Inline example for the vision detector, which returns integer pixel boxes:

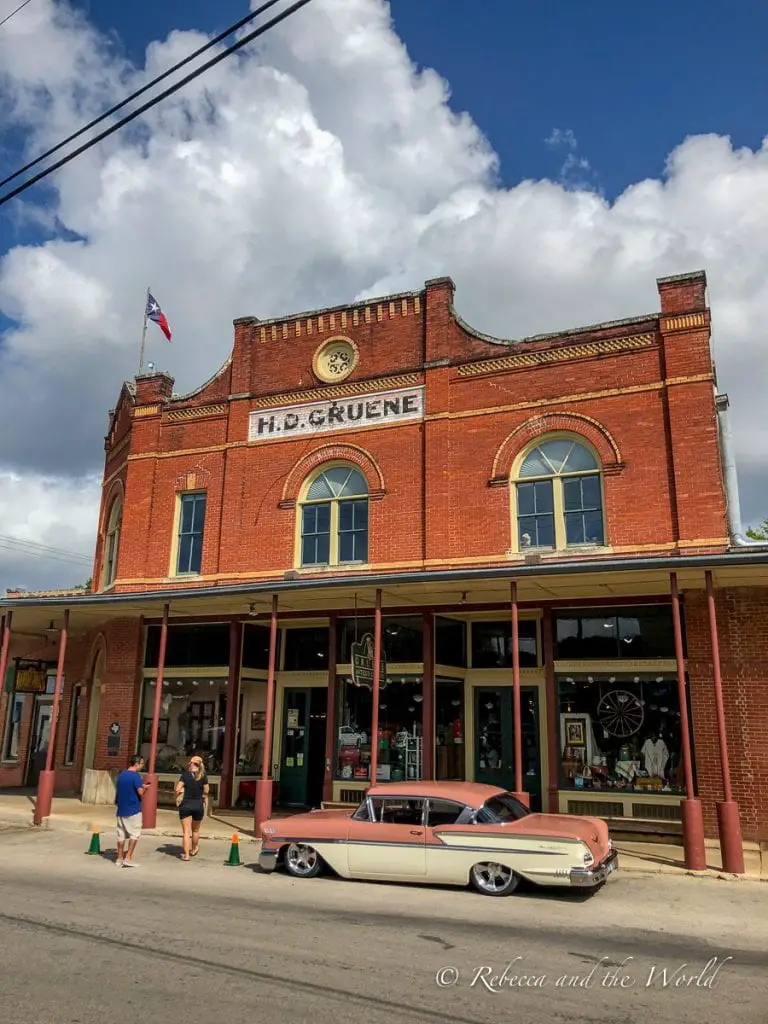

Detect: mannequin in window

[641,731,669,778]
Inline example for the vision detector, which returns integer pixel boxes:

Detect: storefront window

[2,694,25,761]
[236,681,266,775]
[557,674,686,794]
[144,624,230,668]
[435,618,467,667]
[336,674,423,781]
[554,606,676,660]
[471,620,538,668]
[435,678,465,780]
[138,676,228,773]
[283,628,329,670]
[337,616,423,663]
[242,624,273,670]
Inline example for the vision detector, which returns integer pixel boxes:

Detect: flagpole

[138,286,150,374]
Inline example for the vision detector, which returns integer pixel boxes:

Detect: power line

[0,0,316,208]
[0,533,92,565]
[0,0,34,32]
[0,0,285,192]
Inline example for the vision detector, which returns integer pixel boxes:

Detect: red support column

[510,582,528,807]
[141,602,169,829]
[421,611,434,781]
[705,570,744,874]
[370,590,383,786]
[255,594,279,834]
[0,611,12,694]
[670,573,707,871]
[322,615,338,803]
[218,619,243,810]
[34,609,70,824]
[542,610,559,814]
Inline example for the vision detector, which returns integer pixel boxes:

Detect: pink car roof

[365,780,506,808]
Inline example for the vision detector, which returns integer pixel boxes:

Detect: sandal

[181,854,190,861]
[191,848,199,857]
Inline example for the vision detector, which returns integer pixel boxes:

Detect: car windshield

[477,792,532,823]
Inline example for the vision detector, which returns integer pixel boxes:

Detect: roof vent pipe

[715,393,766,548]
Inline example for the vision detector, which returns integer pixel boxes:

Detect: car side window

[352,799,371,821]
[369,797,425,825]
[426,799,467,827]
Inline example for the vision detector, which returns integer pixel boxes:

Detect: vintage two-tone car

[258,781,618,896]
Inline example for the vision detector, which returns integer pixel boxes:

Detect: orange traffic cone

[225,833,241,866]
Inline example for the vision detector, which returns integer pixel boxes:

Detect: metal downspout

[715,394,766,548]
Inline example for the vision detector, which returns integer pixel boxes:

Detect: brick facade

[2,269,767,847]
[92,271,727,591]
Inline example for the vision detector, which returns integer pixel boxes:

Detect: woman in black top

[175,755,209,861]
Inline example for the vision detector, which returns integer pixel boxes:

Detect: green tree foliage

[746,518,768,541]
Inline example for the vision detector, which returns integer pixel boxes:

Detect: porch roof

[2,549,767,638]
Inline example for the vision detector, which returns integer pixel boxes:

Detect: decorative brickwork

[489,412,624,484]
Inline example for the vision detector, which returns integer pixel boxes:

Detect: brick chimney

[134,371,174,405]
[657,270,707,314]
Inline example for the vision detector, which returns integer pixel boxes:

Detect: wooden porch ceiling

[2,560,766,638]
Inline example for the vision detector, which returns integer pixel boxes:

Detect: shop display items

[558,676,684,794]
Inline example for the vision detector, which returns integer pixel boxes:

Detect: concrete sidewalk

[0,793,765,880]
[0,793,260,842]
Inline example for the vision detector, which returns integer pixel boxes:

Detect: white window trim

[510,435,607,555]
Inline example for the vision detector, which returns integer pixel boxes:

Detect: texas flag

[146,292,172,341]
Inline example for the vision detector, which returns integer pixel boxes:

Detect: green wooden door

[474,686,542,812]
[280,689,310,807]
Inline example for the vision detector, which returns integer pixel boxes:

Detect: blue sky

[63,0,768,198]
[1,0,768,591]
[3,0,766,276]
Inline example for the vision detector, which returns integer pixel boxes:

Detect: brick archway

[489,412,623,486]
[279,443,386,508]
[99,478,125,533]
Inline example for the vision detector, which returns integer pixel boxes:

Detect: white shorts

[116,813,143,842]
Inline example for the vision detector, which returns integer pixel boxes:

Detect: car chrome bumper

[258,849,278,873]
[569,849,619,886]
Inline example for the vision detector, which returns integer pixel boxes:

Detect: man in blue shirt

[115,755,149,867]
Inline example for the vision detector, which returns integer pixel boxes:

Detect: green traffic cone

[225,833,241,866]
[86,830,101,855]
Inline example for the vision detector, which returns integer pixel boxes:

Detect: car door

[347,796,427,878]
[424,798,474,884]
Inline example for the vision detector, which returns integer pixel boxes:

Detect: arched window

[102,496,122,586]
[300,465,369,567]
[514,438,604,551]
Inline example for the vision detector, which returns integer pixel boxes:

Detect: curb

[0,816,259,843]
[1,817,762,879]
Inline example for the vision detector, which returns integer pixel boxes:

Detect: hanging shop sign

[351,633,387,690]
[14,666,47,693]
[248,386,425,442]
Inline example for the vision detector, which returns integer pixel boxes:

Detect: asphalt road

[0,826,767,1024]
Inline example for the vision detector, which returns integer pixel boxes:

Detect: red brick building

[1,269,766,866]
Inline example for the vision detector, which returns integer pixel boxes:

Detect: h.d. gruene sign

[248,386,424,442]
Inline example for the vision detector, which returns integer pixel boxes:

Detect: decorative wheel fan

[597,690,644,737]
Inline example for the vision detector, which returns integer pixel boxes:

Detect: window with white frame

[102,496,122,587]
[514,438,604,551]
[176,492,207,575]
[299,466,369,567]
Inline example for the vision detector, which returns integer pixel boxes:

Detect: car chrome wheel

[284,843,322,878]
[470,861,520,896]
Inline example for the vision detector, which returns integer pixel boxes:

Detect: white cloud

[0,0,767,592]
